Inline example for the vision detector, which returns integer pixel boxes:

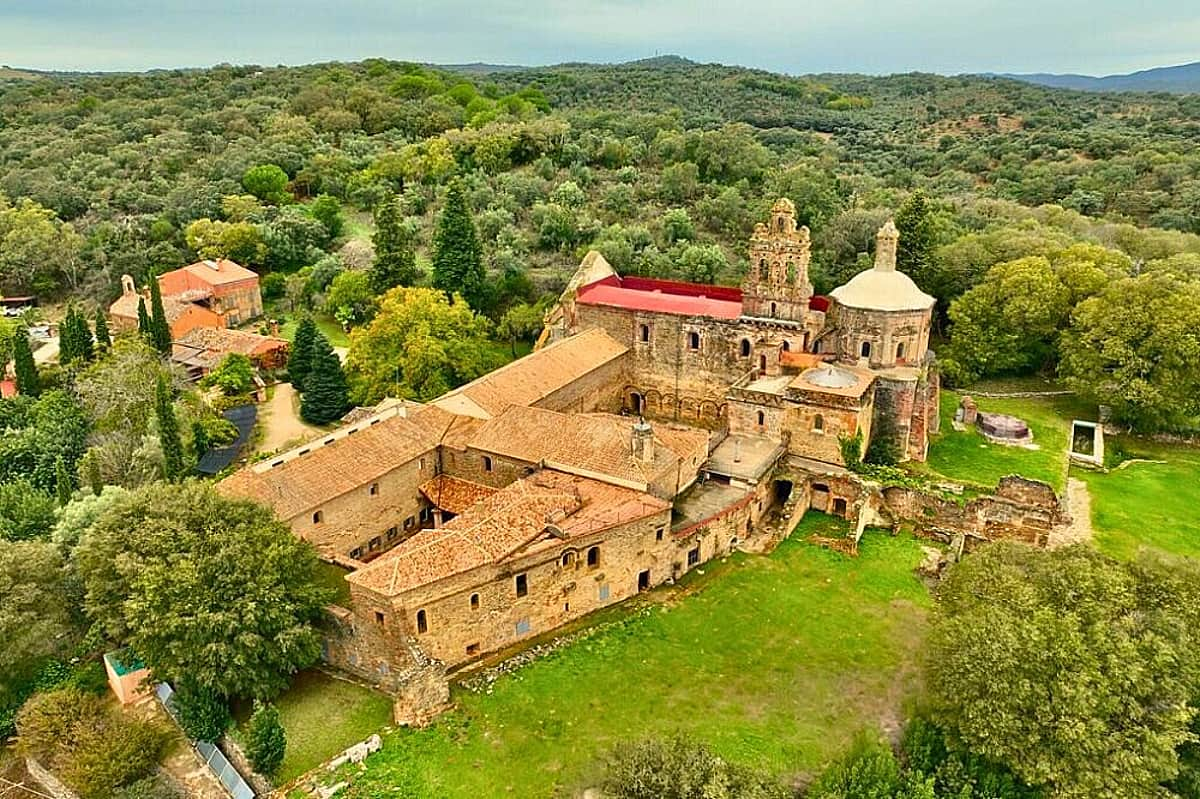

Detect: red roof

[576,275,743,319]
[0,380,15,399]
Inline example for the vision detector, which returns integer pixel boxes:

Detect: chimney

[631,417,654,464]
[874,220,899,273]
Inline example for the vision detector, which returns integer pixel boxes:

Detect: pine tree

[370,195,420,293]
[12,328,40,397]
[155,374,185,481]
[94,308,112,352]
[136,295,151,336]
[191,420,210,459]
[300,332,349,425]
[149,278,172,354]
[431,178,487,311]
[244,702,286,776]
[287,317,317,391]
[894,190,938,291]
[54,456,73,506]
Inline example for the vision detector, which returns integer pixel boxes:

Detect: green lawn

[913,391,1081,492]
[1074,438,1200,561]
[239,670,393,784]
[316,561,353,606]
[335,516,931,798]
[277,312,350,348]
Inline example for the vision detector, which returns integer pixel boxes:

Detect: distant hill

[999,61,1200,94]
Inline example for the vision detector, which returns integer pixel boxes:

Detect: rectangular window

[312,510,323,524]
[405,516,415,530]
[369,536,382,551]
[655,527,664,541]
[350,547,363,559]
[369,482,379,496]
[374,611,385,624]
[687,546,700,566]
[386,526,399,541]
[598,584,610,601]
[515,618,531,635]
[515,573,528,597]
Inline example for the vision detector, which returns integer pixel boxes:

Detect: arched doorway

[630,392,643,414]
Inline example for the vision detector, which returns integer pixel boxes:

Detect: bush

[244,701,286,776]
[260,272,286,301]
[112,775,186,799]
[174,681,231,742]
[602,735,788,799]
[807,735,934,799]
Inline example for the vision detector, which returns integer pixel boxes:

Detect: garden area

[329,516,931,798]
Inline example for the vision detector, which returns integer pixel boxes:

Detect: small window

[860,341,871,358]
[515,618,531,635]
[740,338,751,357]
[813,414,825,433]
[416,609,427,634]
[483,455,493,472]
[688,331,700,350]
[586,546,600,568]
[375,611,385,625]
[515,573,528,597]
[759,354,767,372]
[639,324,650,343]
[756,410,765,427]
[564,602,570,612]
[561,551,575,567]
[896,342,906,360]
[687,546,700,566]
[369,536,381,551]
[419,507,432,523]
[312,510,323,524]
[466,643,480,656]
[369,482,379,496]
[404,515,415,530]
[386,526,398,541]
[598,584,610,601]
[770,302,777,316]
[781,340,790,352]
[656,526,664,541]
[350,547,363,559]
[470,593,480,610]
[419,457,426,470]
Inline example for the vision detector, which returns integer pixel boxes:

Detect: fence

[155,683,255,799]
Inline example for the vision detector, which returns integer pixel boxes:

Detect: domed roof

[829,268,935,312]
[800,364,859,389]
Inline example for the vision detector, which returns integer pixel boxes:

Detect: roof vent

[203,259,220,271]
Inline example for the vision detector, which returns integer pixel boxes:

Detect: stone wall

[26,758,81,799]
[212,280,263,326]
[321,601,423,692]
[536,352,627,415]
[826,305,931,369]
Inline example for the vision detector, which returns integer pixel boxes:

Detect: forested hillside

[2,56,1199,426]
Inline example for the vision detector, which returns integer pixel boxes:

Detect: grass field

[334,515,931,798]
[236,670,393,784]
[913,391,1080,492]
[277,312,350,349]
[1074,437,1200,561]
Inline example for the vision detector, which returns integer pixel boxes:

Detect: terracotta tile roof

[467,405,695,489]
[349,470,669,597]
[173,259,259,287]
[218,404,454,519]
[432,328,627,419]
[109,292,201,324]
[780,351,829,369]
[174,326,287,356]
[419,475,498,515]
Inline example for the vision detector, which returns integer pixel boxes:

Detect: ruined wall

[321,598,424,692]
[292,450,439,559]
[389,508,673,667]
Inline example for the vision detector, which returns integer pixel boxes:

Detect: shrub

[244,701,286,776]
[602,735,788,799]
[260,272,286,301]
[174,681,231,742]
[112,775,186,799]
[807,734,934,799]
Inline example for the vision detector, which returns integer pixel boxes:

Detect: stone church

[218,198,977,724]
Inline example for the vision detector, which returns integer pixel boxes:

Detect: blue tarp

[195,404,257,475]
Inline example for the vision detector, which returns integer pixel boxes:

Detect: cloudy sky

[2,0,1197,75]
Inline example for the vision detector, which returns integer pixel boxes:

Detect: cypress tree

[58,305,78,364]
[94,308,112,352]
[77,308,94,362]
[12,328,40,397]
[300,332,349,425]
[894,190,937,291]
[155,374,185,481]
[84,451,103,497]
[287,317,317,391]
[370,195,420,293]
[191,420,210,459]
[149,278,172,354]
[137,295,151,336]
[54,456,72,507]
[431,178,486,311]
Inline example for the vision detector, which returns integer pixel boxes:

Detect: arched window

[587,546,600,568]
[740,339,751,357]
[813,414,825,432]
[312,510,323,524]
[781,340,790,352]
[561,551,575,567]
[469,593,479,611]
[416,609,428,634]
[482,455,493,472]
[770,302,778,316]
[688,331,700,350]
[786,261,796,283]
[630,392,642,414]
[759,258,766,270]
[756,410,765,427]
[860,341,872,358]
[639,324,650,343]
[896,342,906,360]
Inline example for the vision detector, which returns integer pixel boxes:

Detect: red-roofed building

[156,259,263,326]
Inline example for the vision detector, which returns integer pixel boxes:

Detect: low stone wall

[26,758,80,799]
[219,733,275,797]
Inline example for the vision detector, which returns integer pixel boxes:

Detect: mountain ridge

[997,60,1200,93]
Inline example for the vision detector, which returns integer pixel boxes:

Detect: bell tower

[741,198,813,321]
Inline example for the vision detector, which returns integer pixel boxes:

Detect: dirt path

[1048,477,1094,548]
[257,382,321,455]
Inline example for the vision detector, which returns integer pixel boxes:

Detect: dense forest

[2,55,1199,426]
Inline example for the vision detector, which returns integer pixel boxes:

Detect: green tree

[243,702,286,776]
[93,308,111,352]
[54,456,72,506]
[431,178,486,310]
[0,390,89,493]
[807,735,935,799]
[345,287,497,405]
[202,353,255,396]
[496,303,544,356]
[12,327,39,397]
[894,191,938,291]
[370,195,420,292]
[287,317,318,391]
[661,208,696,244]
[148,278,171,354]
[75,482,329,699]
[326,270,377,328]
[0,317,15,377]
[136,295,150,337]
[0,540,73,698]
[1058,272,1200,431]
[154,375,184,481]
[242,164,291,205]
[190,420,210,459]
[0,479,57,541]
[58,304,94,365]
[300,332,350,425]
[309,194,344,239]
[927,544,1200,798]
[173,681,230,743]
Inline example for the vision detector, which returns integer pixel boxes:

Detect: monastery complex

[219,199,1067,723]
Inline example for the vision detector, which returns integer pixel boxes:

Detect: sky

[1,0,1197,76]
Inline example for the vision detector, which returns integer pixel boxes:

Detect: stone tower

[741,198,813,321]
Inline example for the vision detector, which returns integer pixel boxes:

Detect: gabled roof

[575,274,743,319]
[419,475,498,515]
[348,470,669,598]
[432,328,627,419]
[174,326,287,357]
[109,292,211,324]
[167,259,259,287]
